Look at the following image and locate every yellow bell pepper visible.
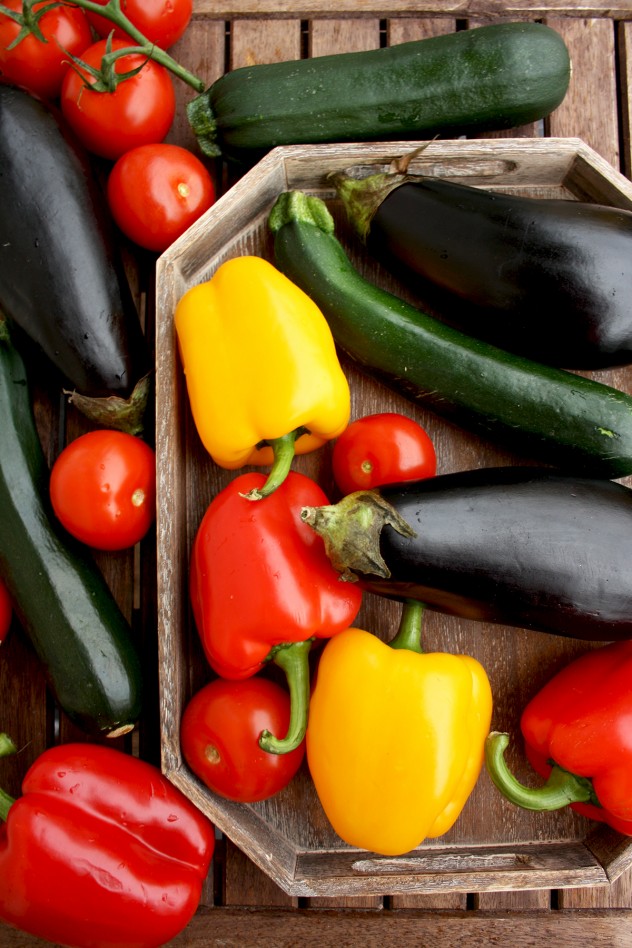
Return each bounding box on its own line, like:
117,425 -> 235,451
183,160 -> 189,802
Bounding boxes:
174,255 -> 350,498
306,600 -> 493,856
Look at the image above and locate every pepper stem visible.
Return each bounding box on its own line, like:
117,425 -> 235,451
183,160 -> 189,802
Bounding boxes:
244,429 -> 305,501
259,639 -> 312,755
485,732 -> 597,811
389,599 -> 424,653
0,733 -> 17,822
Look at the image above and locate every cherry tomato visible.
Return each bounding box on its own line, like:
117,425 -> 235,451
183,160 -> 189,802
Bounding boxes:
0,577 -> 12,644
332,412 -> 437,495
107,143 -> 215,252
49,430 -> 156,551
0,0 -> 92,100
60,38 -> 175,160
86,0 -> 193,50
181,677 -> 305,803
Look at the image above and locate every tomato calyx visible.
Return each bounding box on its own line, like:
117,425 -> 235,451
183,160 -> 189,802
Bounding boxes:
63,33 -> 155,93
0,0 -> 53,47
1,0 -> 205,89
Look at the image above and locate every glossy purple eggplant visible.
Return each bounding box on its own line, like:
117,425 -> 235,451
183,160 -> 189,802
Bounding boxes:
0,82 -> 149,432
334,168 -> 632,370
301,467 -> 632,641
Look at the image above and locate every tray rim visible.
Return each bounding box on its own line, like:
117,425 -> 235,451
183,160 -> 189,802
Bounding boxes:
155,137 -> 632,897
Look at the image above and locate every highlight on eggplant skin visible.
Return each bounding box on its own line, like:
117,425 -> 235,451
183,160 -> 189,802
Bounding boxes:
0,83 -> 150,432
334,167 -> 632,370
301,467 -> 632,642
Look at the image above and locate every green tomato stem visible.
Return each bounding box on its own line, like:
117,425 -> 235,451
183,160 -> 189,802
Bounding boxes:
4,0 -> 206,92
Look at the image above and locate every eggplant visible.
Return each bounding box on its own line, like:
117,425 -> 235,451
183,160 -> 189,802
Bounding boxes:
0,83 -> 149,432
301,467 -> 632,641
334,165 -> 632,370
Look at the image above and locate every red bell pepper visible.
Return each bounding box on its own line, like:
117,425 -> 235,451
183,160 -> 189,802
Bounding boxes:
485,639 -> 632,835
190,470 -> 363,755
0,740 -> 215,948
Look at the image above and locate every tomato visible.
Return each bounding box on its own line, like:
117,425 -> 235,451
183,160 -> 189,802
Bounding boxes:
181,677 -> 305,803
49,430 -> 156,551
107,143 -> 215,252
0,577 -> 12,644
59,38 -> 175,160
86,0 -> 193,50
332,412 -> 437,494
0,0 -> 92,100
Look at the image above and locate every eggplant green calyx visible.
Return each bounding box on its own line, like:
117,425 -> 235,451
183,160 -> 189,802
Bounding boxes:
330,169 -> 407,242
242,429 -> 307,502
485,731 -> 598,811
268,190 -> 336,237
300,489 -> 416,580
0,732 -> 16,759
260,639 -> 313,755
65,373 -> 151,436
0,733 -> 17,822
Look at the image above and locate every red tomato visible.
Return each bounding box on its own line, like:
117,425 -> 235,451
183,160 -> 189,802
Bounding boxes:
181,677 -> 305,803
0,577 -> 12,644
107,143 -> 215,252
0,0 -> 92,100
332,412 -> 437,494
60,38 -> 175,160
49,430 -> 156,551
87,0 -> 193,50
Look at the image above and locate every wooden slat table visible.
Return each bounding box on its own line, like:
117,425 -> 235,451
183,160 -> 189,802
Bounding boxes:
3,5 -> 632,945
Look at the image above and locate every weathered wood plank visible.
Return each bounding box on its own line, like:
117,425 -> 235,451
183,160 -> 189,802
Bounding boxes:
188,0 -> 632,20
546,17 -> 619,168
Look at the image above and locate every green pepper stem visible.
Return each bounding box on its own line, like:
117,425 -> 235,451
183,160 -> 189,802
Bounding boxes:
1,0 -> 206,91
0,733 -> 17,822
485,731 -> 597,811
259,639 -> 312,755
244,429 -> 305,501
389,599 -> 424,653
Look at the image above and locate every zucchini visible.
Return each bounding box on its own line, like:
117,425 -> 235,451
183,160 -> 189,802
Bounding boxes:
0,318 -> 143,737
301,468 -> 632,641
189,21 -> 571,160
334,165 -> 632,370
0,83 -> 149,434
268,191 -> 632,480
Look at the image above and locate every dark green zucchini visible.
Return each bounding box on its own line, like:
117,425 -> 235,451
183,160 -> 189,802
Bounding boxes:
0,83 -> 149,434
301,468 -> 632,641
0,318 -> 143,737
334,165 -> 632,370
269,191 -> 632,480
188,21 -> 571,160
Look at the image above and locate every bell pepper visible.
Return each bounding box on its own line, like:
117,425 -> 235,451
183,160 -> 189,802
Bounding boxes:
190,470 -> 363,754
305,600 -> 493,856
0,740 -> 215,948
485,639 -> 632,835
174,255 -> 350,499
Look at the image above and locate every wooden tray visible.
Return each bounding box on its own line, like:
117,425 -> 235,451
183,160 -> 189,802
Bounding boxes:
155,137 -> 632,898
